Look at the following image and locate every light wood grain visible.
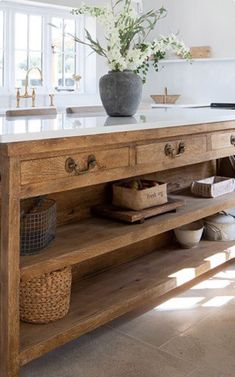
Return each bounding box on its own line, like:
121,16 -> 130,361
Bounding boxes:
21,147 -> 130,185
6,107 -> 57,117
211,131 -> 235,150
1,116 -> 235,376
190,46 -> 212,59
66,106 -> 104,114
0,157 -> 21,377
20,190 -> 235,281
20,239 -> 235,365
136,135 -> 207,167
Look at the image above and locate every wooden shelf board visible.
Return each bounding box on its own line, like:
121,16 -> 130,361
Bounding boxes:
159,58 -> 235,64
20,191 -> 235,281
20,239 -> 235,365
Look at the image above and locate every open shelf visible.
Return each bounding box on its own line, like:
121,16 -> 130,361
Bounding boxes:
21,190 -> 235,281
20,239 -> 235,366
159,58 -> 235,64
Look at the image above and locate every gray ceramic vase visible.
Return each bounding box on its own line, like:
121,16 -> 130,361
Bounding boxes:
99,70 -> 143,117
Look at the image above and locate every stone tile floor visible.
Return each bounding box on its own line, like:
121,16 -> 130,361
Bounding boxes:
22,263 -> 235,377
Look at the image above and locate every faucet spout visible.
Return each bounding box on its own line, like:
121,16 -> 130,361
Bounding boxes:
25,67 -> 43,96
16,66 -> 43,108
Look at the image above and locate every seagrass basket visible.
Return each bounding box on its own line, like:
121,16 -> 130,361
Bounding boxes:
20,197 -> 56,256
20,266 -> 72,324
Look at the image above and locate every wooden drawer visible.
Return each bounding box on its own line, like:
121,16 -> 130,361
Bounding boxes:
21,147 -> 130,185
211,132 -> 235,150
136,136 -> 207,168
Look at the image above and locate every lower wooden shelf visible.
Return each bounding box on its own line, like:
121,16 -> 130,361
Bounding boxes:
21,190 -> 235,281
20,239 -> 235,366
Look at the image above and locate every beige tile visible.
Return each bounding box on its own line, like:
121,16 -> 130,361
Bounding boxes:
108,301 -> 211,348
21,327 -> 196,377
187,366 -> 234,377
159,305 -> 235,375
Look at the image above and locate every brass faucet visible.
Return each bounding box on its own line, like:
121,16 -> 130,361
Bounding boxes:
16,67 -> 43,108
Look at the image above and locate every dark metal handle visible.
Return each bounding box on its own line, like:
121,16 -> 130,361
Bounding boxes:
231,135 -> 235,146
165,142 -> 185,158
65,155 -> 98,175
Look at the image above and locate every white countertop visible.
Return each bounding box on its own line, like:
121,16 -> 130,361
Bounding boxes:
1,107 -> 235,143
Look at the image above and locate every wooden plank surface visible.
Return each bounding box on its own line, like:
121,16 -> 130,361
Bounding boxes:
21,190 -> 235,281
0,157 -> 21,377
20,239 -> 235,366
92,198 -> 184,223
6,107 -> 57,117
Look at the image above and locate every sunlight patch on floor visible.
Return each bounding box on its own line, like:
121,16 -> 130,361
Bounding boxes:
191,279 -> 231,290
214,270 -> 235,280
155,297 -> 205,311
202,296 -> 234,308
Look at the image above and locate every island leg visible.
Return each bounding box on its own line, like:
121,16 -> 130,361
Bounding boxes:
0,157 -> 21,377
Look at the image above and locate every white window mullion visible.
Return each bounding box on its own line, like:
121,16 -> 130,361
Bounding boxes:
43,15 -> 53,93
0,2 -> 97,97
76,15 -> 84,94
7,8 -> 14,93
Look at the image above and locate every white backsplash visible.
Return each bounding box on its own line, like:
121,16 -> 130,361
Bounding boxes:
143,59 -> 235,104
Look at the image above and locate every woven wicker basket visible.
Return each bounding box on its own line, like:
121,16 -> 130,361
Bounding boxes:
20,267 -> 72,324
191,176 -> 235,198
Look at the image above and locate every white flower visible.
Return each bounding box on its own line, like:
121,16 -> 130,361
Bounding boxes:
71,1 -> 190,80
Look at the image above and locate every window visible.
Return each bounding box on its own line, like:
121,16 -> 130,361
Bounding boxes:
0,1 -> 96,94
51,17 -> 77,90
15,13 -> 43,88
0,10 -> 4,87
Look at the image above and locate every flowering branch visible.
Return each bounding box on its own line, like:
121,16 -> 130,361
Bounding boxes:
70,0 -> 190,81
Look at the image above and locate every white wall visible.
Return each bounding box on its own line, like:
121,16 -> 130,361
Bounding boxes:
18,0 -> 235,106
142,0 -> 235,104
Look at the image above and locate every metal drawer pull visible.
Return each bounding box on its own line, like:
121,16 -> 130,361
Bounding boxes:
165,142 -> 185,158
65,155 -> 98,175
231,135 -> 235,146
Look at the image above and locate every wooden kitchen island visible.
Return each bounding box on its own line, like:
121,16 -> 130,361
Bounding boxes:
2,108 -> 235,376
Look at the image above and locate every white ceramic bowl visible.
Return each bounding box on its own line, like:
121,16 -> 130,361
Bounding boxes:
174,221 -> 204,249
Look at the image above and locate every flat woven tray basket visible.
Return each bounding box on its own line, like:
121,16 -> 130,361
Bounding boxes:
191,176 -> 235,198
20,266 -> 72,324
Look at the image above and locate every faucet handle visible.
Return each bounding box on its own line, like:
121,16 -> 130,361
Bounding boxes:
32,88 -> 36,107
16,88 -> 20,108
49,94 -> 55,107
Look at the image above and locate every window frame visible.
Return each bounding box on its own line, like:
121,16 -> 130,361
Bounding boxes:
0,0 -> 96,95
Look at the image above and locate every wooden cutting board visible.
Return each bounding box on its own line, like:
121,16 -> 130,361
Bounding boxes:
92,198 -> 184,224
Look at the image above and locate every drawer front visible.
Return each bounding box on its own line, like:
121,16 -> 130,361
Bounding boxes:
21,147 -> 130,184
136,136 -> 207,167
211,132 -> 235,150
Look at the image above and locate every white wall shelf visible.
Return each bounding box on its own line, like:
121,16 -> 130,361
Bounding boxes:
159,58 -> 235,64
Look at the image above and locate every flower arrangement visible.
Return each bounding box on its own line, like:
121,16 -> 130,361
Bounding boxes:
71,0 -> 190,82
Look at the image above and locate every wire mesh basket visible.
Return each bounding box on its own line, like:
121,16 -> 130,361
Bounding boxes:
20,197 -> 56,256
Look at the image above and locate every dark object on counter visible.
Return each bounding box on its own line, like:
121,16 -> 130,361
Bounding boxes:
20,266 -> 72,324
92,198 -> 184,224
210,103 -> 235,109
218,156 -> 235,178
99,70 -> 143,117
20,197 -> 56,256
